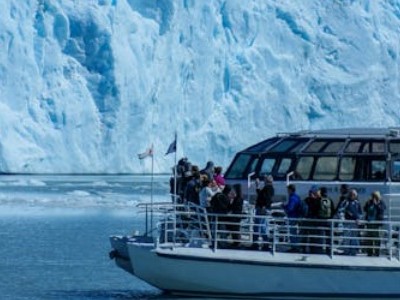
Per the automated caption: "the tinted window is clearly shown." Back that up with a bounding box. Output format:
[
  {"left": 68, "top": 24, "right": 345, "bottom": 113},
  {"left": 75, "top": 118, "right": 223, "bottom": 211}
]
[
  {"left": 357, "top": 157, "right": 386, "bottom": 181},
  {"left": 323, "top": 141, "right": 345, "bottom": 153},
  {"left": 370, "top": 160, "right": 386, "bottom": 180},
  {"left": 249, "top": 158, "right": 259, "bottom": 174},
  {"left": 295, "top": 157, "right": 314, "bottom": 180},
  {"left": 245, "top": 137, "right": 280, "bottom": 153},
  {"left": 392, "top": 160, "right": 400, "bottom": 181},
  {"left": 313, "top": 157, "right": 338, "bottom": 180},
  {"left": 259, "top": 158, "right": 276, "bottom": 176},
  {"left": 371, "top": 142, "right": 385, "bottom": 153},
  {"left": 304, "top": 141, "right": 326, "bottom": 153},
  {"left": 225, "top": 154, "right": 252, "bottom": 178},
  {"left": 346, "top": 141, "right": 385, "bottom": 154},
  {"left": 269, "top": 140, "right": 298, "bottom": 152},
  {"left": 339, "top": 157, "right": 356, "bottom": 180},
  {"left": 390, "top": 142, "right": 400, "bottom": 154},
  {"left": 345, "top": 142, "right": 362, "bottom": 153},
  {"left": 276, "top": 158, "right": 292, "bottom": 176}
]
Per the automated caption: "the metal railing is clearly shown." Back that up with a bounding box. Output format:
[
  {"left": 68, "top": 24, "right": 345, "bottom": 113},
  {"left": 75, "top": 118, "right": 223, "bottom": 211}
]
[{"left": 154, "top": 203, "right": 400, "bottom": 260}]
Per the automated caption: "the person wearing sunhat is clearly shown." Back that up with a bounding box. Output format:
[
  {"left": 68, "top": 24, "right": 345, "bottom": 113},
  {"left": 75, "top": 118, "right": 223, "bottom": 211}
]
[{"left": 363, "top": 191, "right": 386, "bottom": 256}]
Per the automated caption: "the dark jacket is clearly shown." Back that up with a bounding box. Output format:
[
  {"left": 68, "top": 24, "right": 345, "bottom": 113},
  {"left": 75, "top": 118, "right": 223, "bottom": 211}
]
[
  {"left": 184, "top": 177, "right": 201, "bottom": 205},
  {"left": 210, "top": 192, "right": 231, "bottom": 214},
  {"left": 255, "top": 184, "right": 274, "bottom": 210},
  {"left": 364, "top": 200, "right": 386, "bottom": 222}
]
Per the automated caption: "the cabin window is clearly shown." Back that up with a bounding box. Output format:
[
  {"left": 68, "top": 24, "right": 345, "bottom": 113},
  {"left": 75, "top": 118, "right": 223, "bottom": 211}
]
[
  {"left": 249, "top": 158, "right": 259, "bottom": 174},
  {"left": 392, "top": 160, "right": 400, "bottom": 181},
  {"left": 269, "top": 140, "right": 297, "bottom": 152},
  {"left": 304, "top": 141, "right": 326, "bottom": 153},
  {"left": 357, "top": 158, "right": 386, "bottom": 181},
  {"left": 313, "top": 157, "right": 338, "bottom": 180},
  {"left": 259, "top": 158, "right": 276, "bottom": 176},
  {"left": 344, "top": 140, "right": 385, "bottom": 154},
  {"left": 339, "top": 157, "right": 356, "bottom": 180},
  {"left": 371, "top": 142, "right": 385, "bottom": 153},
  {"left": 323, "top": 141, "right": 345, "bottom": 153},
  {"left": 290, "top": 140, "right": 308, "bottom": 152},
  {"left": 390, "top": 142, "right": 400, "bottom": 154},
  {"left": 295, "top": 157, "right": 313, "bottom": 180},
  {"left": 245, "top": 137, "right": 280, "bottom": 153},
  {"left": 224, "top": 154, "right": 252, "bottom": 178},
  {"left": 370, "top": 160, "right": 386, "bottom": 180},
  {"left": 276, "top": 158, "right": 292, "bottom": 176},
  {"left": 345, "top": 141, "right": 362, "bottom": 153}
]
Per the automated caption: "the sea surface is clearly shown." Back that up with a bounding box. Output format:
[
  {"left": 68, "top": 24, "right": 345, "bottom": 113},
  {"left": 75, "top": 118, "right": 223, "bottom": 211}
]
[
  {"left": 0, "top": 175, "right": 170, "bottom": 300},
  {"left": 0, "top": 175, "right": 375, "bottom": 300}
]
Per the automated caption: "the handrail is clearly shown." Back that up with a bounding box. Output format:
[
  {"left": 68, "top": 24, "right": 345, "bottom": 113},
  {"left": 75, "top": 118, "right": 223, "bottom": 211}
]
[{"left": 153, "top": 202, "right": 400, "bottom": 260}]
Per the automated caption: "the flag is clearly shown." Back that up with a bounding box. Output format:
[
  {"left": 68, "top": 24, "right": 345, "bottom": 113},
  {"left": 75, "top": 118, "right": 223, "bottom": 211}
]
[
  {"left": 165, "top": 135, "right": 177, "bottom": 155},
  {"left": 138, "top": 145, "right": 153, "bottom": 160}
]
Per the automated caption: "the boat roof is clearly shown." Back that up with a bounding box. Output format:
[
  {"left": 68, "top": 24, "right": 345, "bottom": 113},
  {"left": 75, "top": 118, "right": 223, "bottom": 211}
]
[
  {"left": 241, "top": 127, "right": 400, "bottom": 154},
  {"left": 278, "top": 127, "right": 400, "bottom": 138}
]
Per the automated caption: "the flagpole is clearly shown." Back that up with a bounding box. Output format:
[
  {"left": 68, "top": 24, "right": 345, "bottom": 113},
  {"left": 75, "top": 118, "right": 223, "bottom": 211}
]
[
  {"left": 174, "top": 132, "right": 177, "bottom": 204},
  {"left": 150, "top": 144, "right": 154, "bottom": 234},
  {"left": 173, "top": 132, "right": 177, "bottom": 246}
]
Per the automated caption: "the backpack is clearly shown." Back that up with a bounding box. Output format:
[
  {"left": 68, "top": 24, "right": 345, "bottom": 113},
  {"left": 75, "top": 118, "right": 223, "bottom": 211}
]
[
  {"left": 297, "top": 198, "right": 309, "bottom": 218},
  {"left": 319, "top": 197, "right": 332, "bottom": 219}
]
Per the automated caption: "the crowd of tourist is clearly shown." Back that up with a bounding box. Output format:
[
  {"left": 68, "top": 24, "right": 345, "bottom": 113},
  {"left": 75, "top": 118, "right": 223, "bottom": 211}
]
[{"left": 169, "top": 158, "right": 387, "bottom": 256}]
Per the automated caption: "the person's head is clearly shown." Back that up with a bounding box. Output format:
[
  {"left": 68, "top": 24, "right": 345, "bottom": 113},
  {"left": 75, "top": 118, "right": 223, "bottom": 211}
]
[
  {"left": 223, "top": 184, "right": 236, "bottom": 199},
  {"left": 202, "top": 178, "right": 211, "bottom": 188},
  {"left": 200, "top": 174, "right": 209, "bottom": 182},
  {"left": 309, "top": 185, "right": 319, "bottom": 198},
  {"left": 349, "top": 189, "right": 358, "bottom": 200},
  {"left": 371, "top": 191, "right": 381, "bottom": 202},
  {"left": 193, "top": 171, "right": 200, "bottom": 180},
  {"left": 214, "top": 166, "right": 223, "bottom": 175},
  {"left": 287, "top": 184, "right": 296, "bottom": 194},
  {"left": 320, "top": 186, "right": 328, "bottom": 197},
  {"left": 205, "top": 161, "right": 214, "bottom": 169},
  {"left": 265, "top": 175, "right": 273, "bottom": 184},
  {"left": 340, "top": 184, "right": 349, "bottom": 195}
]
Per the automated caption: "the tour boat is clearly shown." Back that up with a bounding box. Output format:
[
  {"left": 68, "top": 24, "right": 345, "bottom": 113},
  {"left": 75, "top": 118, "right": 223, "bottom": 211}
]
[{"left": 110, "top": 128, "right": 400, "bottom": 298}]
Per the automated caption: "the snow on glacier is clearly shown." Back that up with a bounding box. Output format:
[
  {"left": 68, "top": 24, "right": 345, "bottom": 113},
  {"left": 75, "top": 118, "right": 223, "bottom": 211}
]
[{"left": 0, "top": 0, "right": 400, "bottom": 173}]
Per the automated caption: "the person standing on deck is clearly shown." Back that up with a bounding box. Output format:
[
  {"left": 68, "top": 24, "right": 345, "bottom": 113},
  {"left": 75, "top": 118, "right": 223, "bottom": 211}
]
[
  {"left": 302, "top": 185, "right": 321, "bottom": 253},
  {"left": 339, "top": 189, "right": 362, "bottom": 255},
  {"left": 252, "top": 175, "right": 274, "bottom": 250},
  {"left": 283, "top": 184, "right": 302, "bottom": 252},
  {"left": 335, "top": 184, "right": 349, "bottom": 217},
  {"left": 363, "top": 191, "right": 386, "bottom": 256},
  {"left": 317, "top": 187, "right": 335, "bottom": 254},
  {"left": 213, "top": 166, "right": 225, "bottom": 189}
]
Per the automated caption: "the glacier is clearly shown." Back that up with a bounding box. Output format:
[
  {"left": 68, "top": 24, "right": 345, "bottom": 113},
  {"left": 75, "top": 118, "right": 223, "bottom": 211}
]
[{"left": 1, "top": 0, "right": 400, "bottom": 173}]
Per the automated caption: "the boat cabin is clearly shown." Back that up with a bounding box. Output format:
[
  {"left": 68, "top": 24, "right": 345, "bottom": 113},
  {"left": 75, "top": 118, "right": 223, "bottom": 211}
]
[{"left": 224, "top": 128, "right": 400, "bottom": 211}]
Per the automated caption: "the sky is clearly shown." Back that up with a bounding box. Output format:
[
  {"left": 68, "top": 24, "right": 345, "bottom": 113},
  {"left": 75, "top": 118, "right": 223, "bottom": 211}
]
[{"left": 1, "top": 0, "right": 400, "bottom": 173}]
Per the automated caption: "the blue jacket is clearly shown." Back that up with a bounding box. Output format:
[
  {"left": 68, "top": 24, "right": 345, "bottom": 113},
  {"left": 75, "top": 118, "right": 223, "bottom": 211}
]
[{"left": 284, "top": 192, "right": 301, "bottom": 218}]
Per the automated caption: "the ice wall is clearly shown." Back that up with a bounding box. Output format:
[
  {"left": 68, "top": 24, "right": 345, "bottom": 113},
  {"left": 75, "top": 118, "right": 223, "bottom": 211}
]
[{"left": 0, "top": 0, "right": 400, "bottom": 173}]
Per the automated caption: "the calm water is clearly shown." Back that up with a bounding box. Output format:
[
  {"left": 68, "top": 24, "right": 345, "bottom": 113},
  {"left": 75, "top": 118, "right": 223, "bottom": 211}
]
[
  {"left": 0, "top": 175, "right": 370, "bottom": 300},
  {"left": 0, "top": 175, "right": 168, "bottom": 300}
]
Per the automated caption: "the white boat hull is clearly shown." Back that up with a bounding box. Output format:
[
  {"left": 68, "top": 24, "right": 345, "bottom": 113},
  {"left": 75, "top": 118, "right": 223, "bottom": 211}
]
[{"left": 128, "top": 243, "right": 400, "bottom": 298}]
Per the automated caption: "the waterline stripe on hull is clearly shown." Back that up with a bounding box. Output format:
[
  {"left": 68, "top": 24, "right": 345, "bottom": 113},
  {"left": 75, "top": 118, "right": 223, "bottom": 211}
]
[
  {"left": 156, "top": 251, "right": 400, "bottom": 272},
  {"left": 169, "top": 290, "right": 400, "bottom": 299}
]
